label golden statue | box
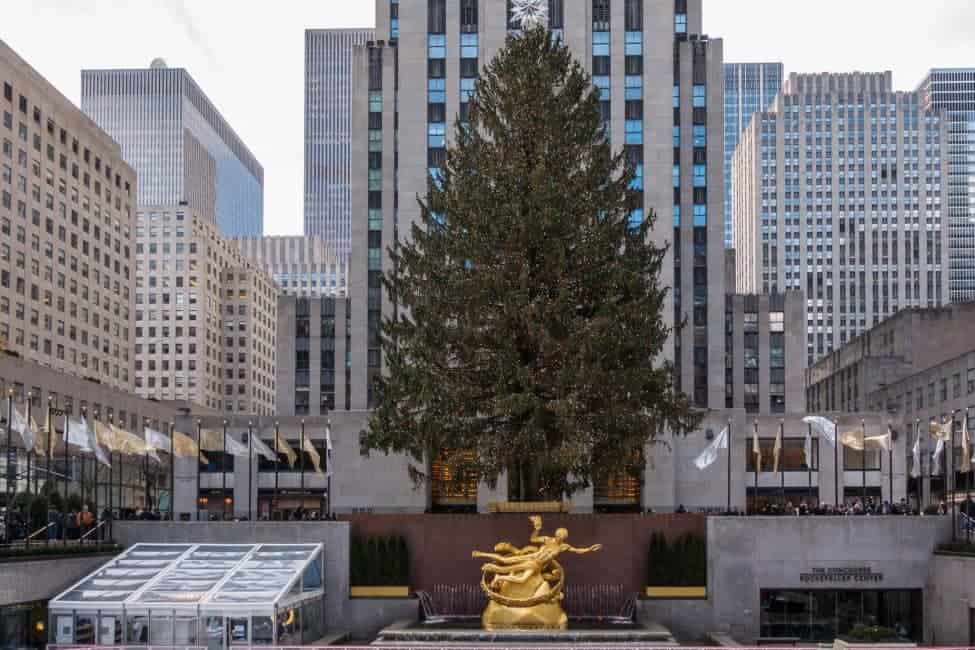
[472,515,602,630]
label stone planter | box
[350,585,411,598]
[643,586,707,599]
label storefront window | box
[204,616,224,650]
[252,616,274,646]
[228,617,249,646]
[761,589,921,642]
[747,438,819,471]
[843,447,881,470]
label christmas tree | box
[361,25,701,500]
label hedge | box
[0,543,122,561]
[350,535,409,586]
[646,531,706,586]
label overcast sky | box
[2,1,974,236]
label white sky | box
[2,1,974,236]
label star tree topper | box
[511,0,549,30]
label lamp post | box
[222,419,229,521]
[4,388,13,547]
[247,421,253,522]
[195,419,202,521]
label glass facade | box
[724,63,783,248]
[304,29,374,255]
[81,67,264,238]
[760,589,922,642]
[918,69,975,302]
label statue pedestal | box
[482,600,567,631]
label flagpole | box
[25,392,32,499]
[300,419,306,501]
[196,419,202,521]
[222,419,228,521]
[46,398,53,503]
[247,421,253,522]
[951,410,957,542]
[168,423,175,521]
[4,388,12,547]
[753,420,758,514]
[888,436,893,509]
[274,422,280,521]
[807,422,813,506]
[779,420,785,506]
[28,395,37,495]
[861,419,866,505]
[143,418,150,513]
[726,418,732,514]
[833,417,839,508]
[326,419,332,518]
[62,410,68,548]
[917,418,923,509]
[967,408,972,545]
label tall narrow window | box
[428,0,446,33]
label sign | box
[800,567,883,583]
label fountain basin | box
[372,619,679,645]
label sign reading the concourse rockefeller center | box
[800,567,884,583]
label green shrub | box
[846,624,899,642]
[0,543,121,560]
[647,531,706,587]
[350,535,411,586]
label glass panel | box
[174,616,199,645]
[126,613,148,644]
[98,613,122,644]
[204,616,224,650]
[75,614,95,644]
[276,608,300,645]
[301,599,323,643]
[150,614,174,644]
[228,617,249,646]
[55,614,74,644]
[302,556,323,591]
[252,616,273,646]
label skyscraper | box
[724,62,783,248]
[0,39,138,392]
[734,72,949,364]
[349,0,726,414]
[81,60,264,237]
[304,29,375,256]
[917,69,975,303]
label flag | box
[961,415,971,474]
[224,434,249,458]
[144,427,172,452]
[911,424,922,480]
[693,426,728,471]
[172,430,207,464]
[772,422,783,473]
[840,424,891,451]
[30,412,45,457]
[67,417,92,451]
[803,424,813,467]
[199,429,225,452]
[250,435,277,463]
[803,416,836,447]
[4,398,34,451]
[930,418,951,476]
[325,422,333,458]
[303,436,325,475]
[275,434,298,468]
[752,422,762,473]
[84,417,110,468]
[94,421,122,452]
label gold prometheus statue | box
[472,515,602,630]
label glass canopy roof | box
[50,543,324,612]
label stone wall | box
[0,553,117,606]
[707,515,952,642]
[924,552,975,646]
[343,513,706,593]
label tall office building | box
[235,235,349,297]
[81,61,264,237]
[133,206,277,414]
[723,62,783,248]
[0,39,137,392]
[917,69,975,303]
[734,72,949,364]
[304,29,375,256]
[349,0,725,412]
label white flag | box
[250,434,277,462]
[84,417,111,467]
[693,426,728,471]
[911,426,921,479]
[67,418,92,451]
[932,436,945,476]
[224,434,249,458]
[961,416,972,474]
[325,422,333,458]
[803,416,836,447]
[4,398,34,451]
[144,427,172,452]
[804,424,812,467]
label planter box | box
[644,586,707,599]
[487,501,568,513]
[833,640,915,649]
[350,585,411,598]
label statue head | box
[555,527,569,541]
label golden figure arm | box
[563,543,602,555]
[528,515,548,545]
